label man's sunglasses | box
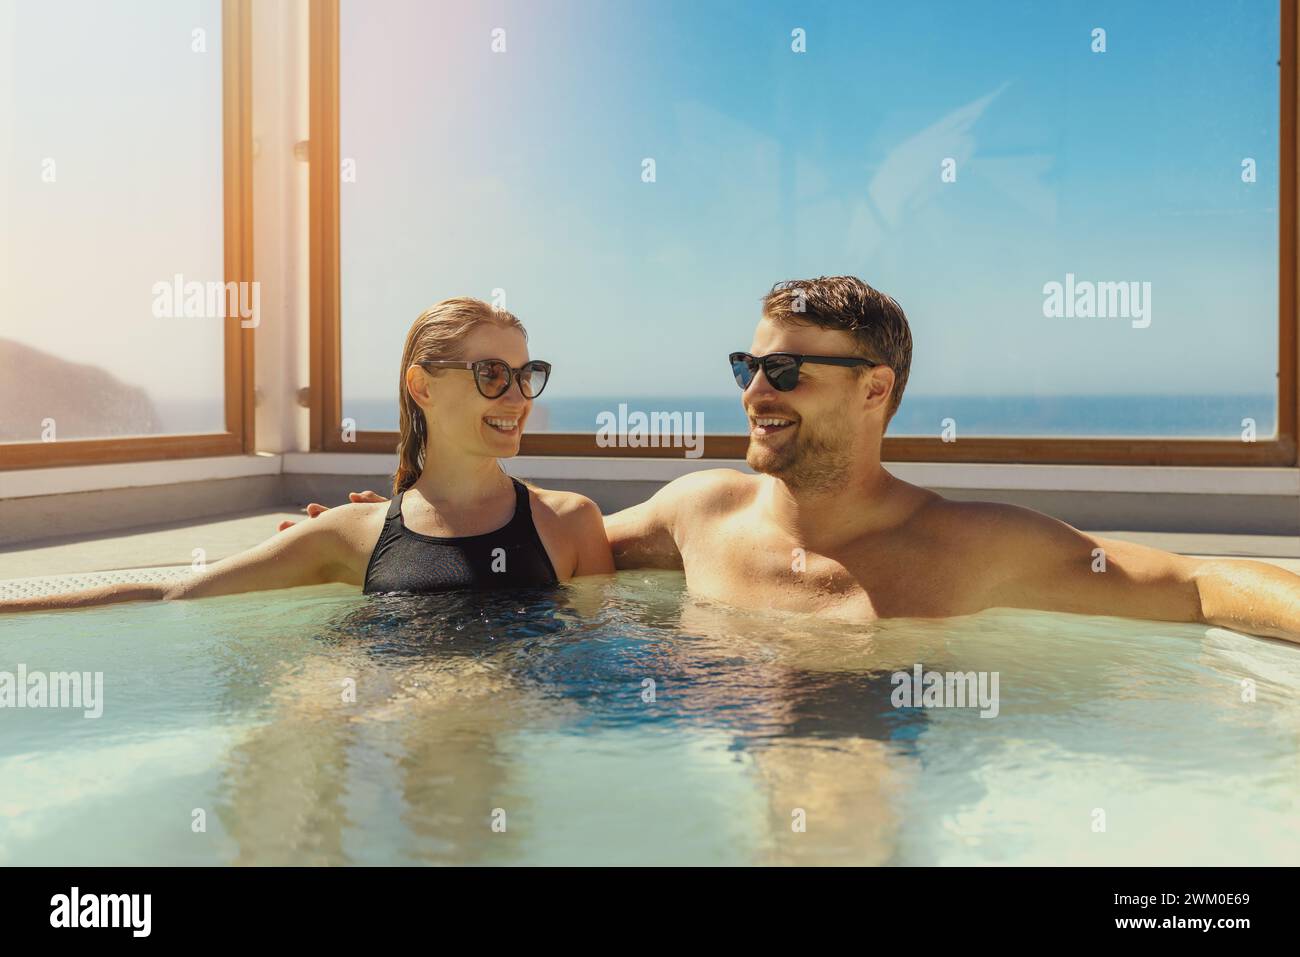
[728,351,878,392]
[419,358,552,399]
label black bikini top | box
[363,478,559,594]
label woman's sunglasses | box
[420,358,552,399]
[728,351,878,392]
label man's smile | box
[749,415,797,438]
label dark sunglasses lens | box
[475,360,511,398]
[729,354,755,390]
[765,355,800,391]
[521,363,549,398]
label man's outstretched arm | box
[602,482,685,570]
[1189,558,1300,643]
[978,504,1300,644]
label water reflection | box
[7,570,1298,864]
[206,572,1300,865]
[215,575,938,864]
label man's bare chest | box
[677,518,978,621]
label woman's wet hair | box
[393,298,527,495]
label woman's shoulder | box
[522,484,611,577]
[304,500,391,549]
[525,484,602,522]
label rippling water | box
[2,571,1298,865]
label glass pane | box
[0,0,227,443]
[340,0,1278,439]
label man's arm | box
[978,504,1300,644]
[603,486,684,570]
[1191,558,1300,643]
[603,468,747,570]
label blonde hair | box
[393,297,527,495]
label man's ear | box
[863,365,895,413]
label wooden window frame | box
[1,0,255,471]
[310,0,1299,467]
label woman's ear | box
[405,364,432,409]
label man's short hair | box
[761,276,913,423]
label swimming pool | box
[2,570,1298,866]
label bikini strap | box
[510,478,532,519]
[386,490,405,521]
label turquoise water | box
[2,572,1298,865]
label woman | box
[2,298,614,612]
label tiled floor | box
[0,507,1296,580]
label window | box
[0,0,252,469]
[318,0,1296,465]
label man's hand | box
[277,490,388,532]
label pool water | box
[2,570,1298,865]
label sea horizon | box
[333,393,1277,439]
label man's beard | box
[746,420,851,494]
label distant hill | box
[0,338,162,441]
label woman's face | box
[413,324,537,459]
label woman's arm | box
[530,488,614,579]
[164,509,360,600]
[0,506,374,614]
[566,496,615,577]
[0,581,178,613]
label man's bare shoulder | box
[659,467,761,515]
[909,495,1088,550]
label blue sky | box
[1,0,1277,440]
[341,0,1279,405]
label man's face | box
[740,315,873,492]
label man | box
[315,276,1300,644]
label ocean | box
[337,394,1277,439]
[138,394,1276,440]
